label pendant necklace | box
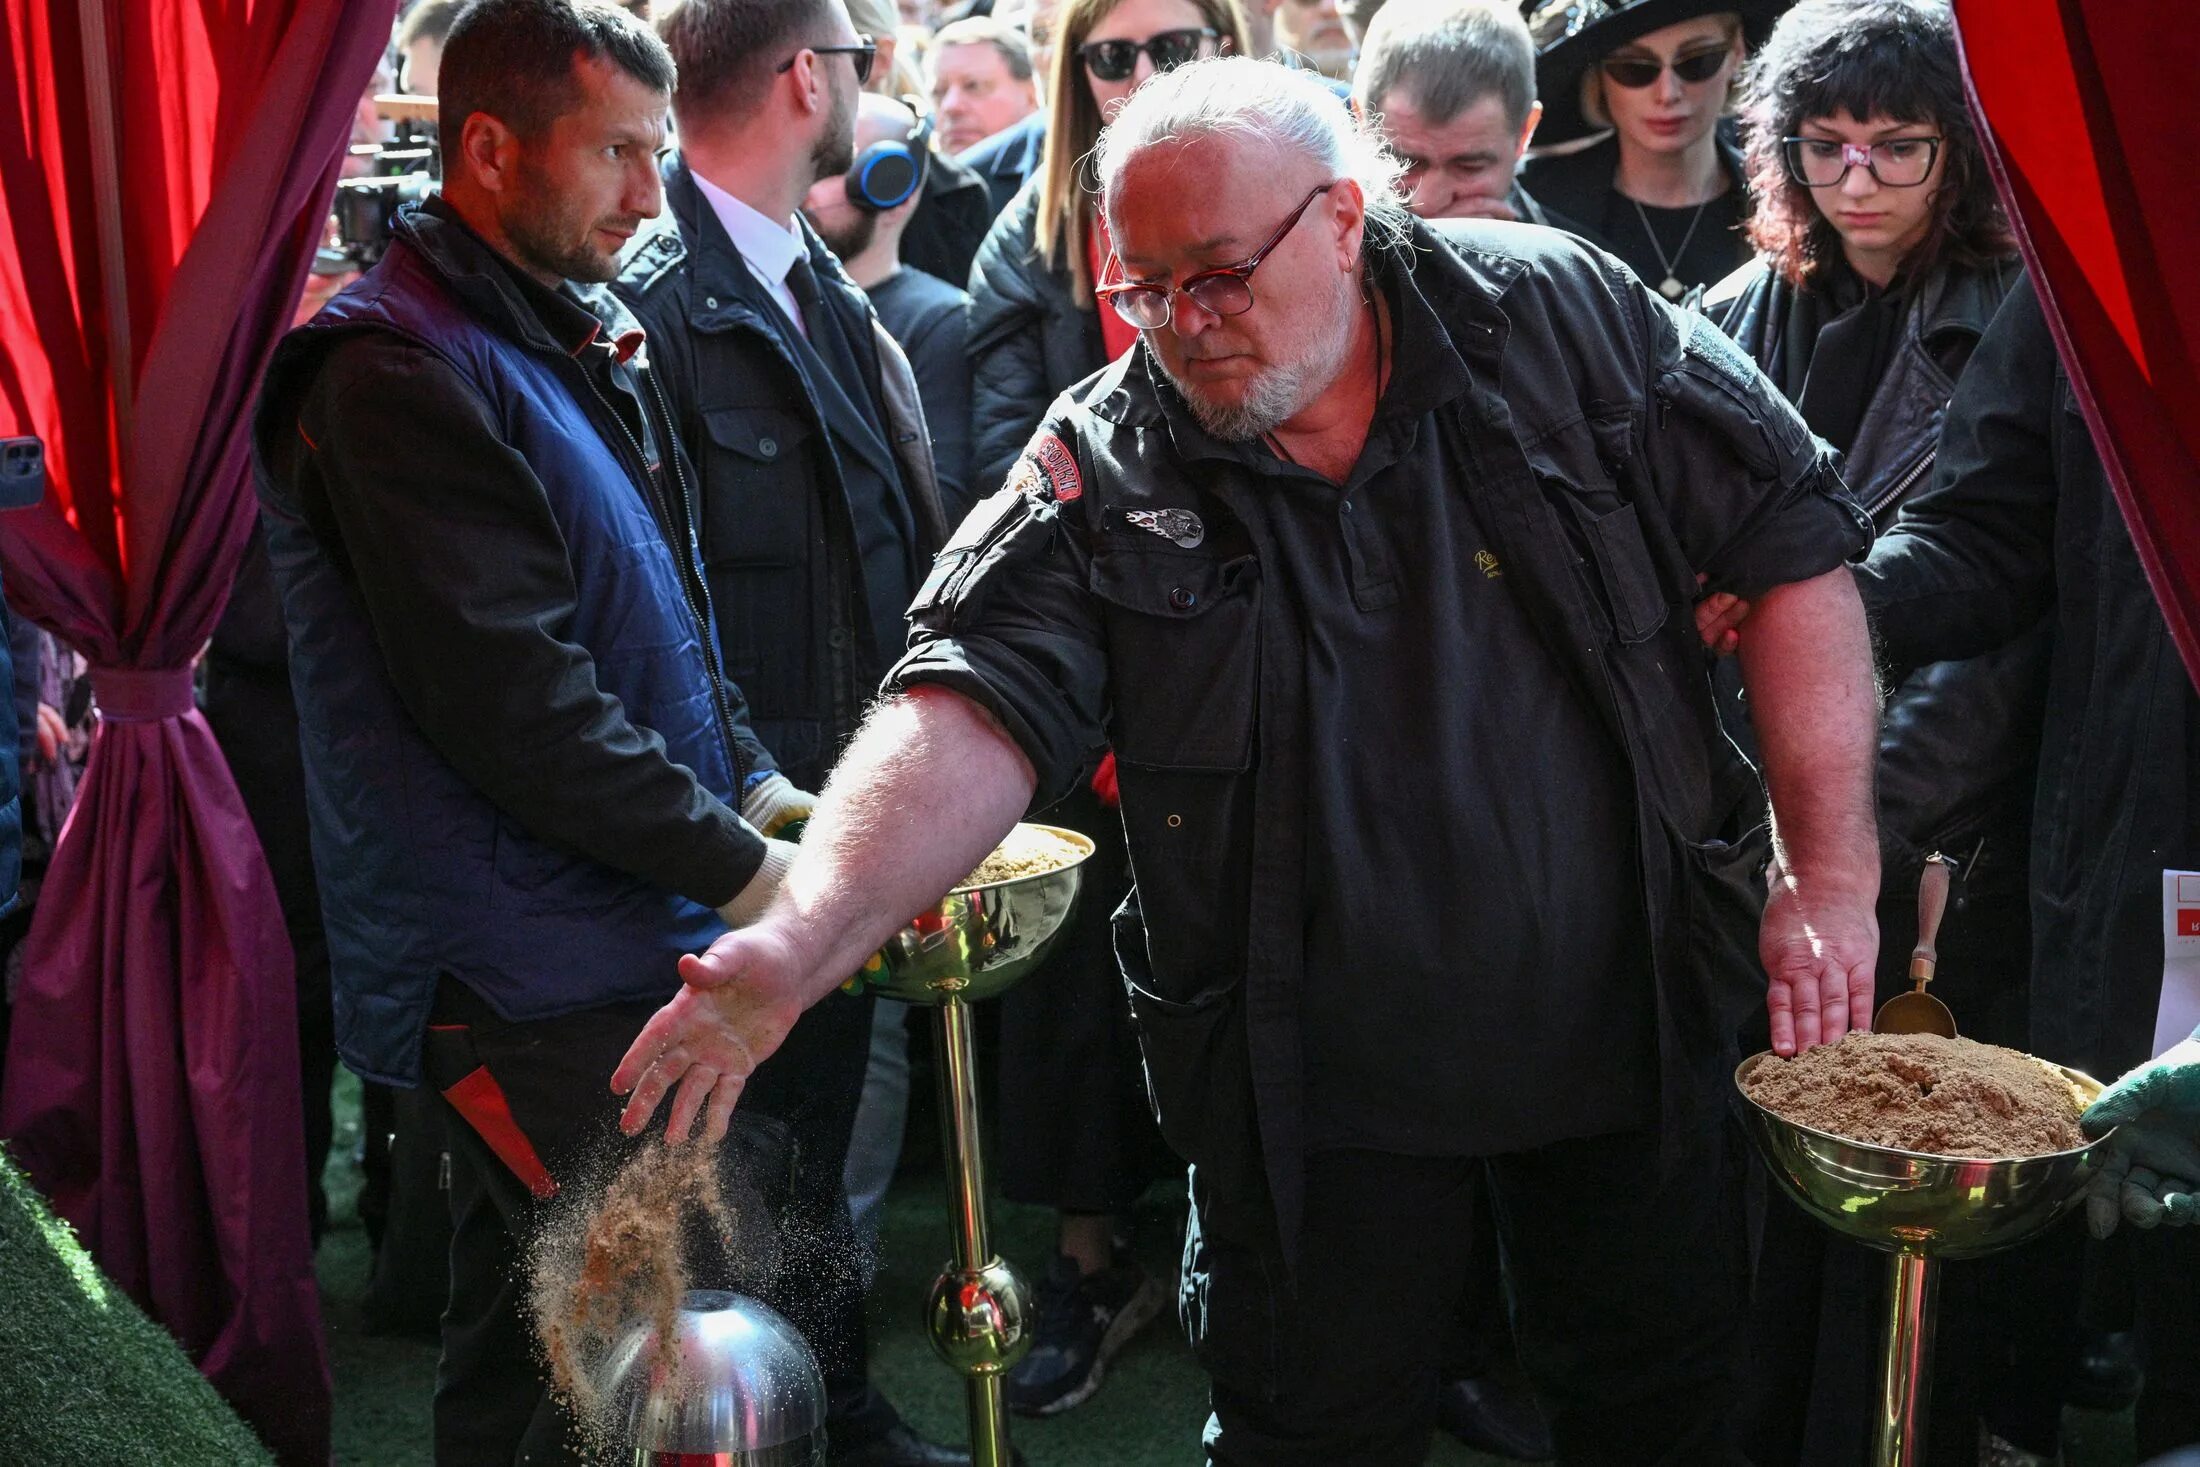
[1630,194,1713,300]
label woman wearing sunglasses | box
[968,0,1243,495]
[1705,4,2054,1464]
[1520,0,1778,299]
[962,0,1248,1423]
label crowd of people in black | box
[81,0,2196,1462]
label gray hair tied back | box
[1092,56,1415,256]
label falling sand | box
[1744,1031,2088,1158]
[527,1141,737,1452]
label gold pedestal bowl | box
[858,824,1096,1467]
[1735,1052,2115,1467]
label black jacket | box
[967,181,1109,497]
[1522,129,1750,290]
[892,216,1868,1251]
[619,160,949,792]
[902,152,998,303]
[957,111,1047,220]
[1711,255,2042,901]
[1857,278,2191,1077]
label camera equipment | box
[0,437,44,510]
[845,102,933,213]
[331,96,441,268]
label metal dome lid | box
[605,1290,828,1463]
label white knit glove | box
[740,773,817,840]
[716,837,798,928]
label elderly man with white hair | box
[612,55,1882,1465]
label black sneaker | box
[1004,1252,1166,1417]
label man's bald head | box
[854,89,919,151]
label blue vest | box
[256,224,734,1087]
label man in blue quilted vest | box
[250,2,821,1461]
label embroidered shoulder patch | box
[1011,430,1083,503]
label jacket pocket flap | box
[1585,502,1669,645]
[702,406,816,465]
[1090,547,1257,620]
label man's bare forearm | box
[1738,567,1881,897]
[768,685,1040,1002]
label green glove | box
[2080,1030,2200,1239]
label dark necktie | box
[785,254,871,409]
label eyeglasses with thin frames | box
[1599,45,1731,89]
[776,34,878,86]
[1077,27,1218,83]
[1781,136,1944,188]
[1095,181,1337,331]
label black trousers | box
[994,783,1170,1215]
[203,669,337,1243]
[424,976,877,1466]
[1189,1119,1750,1467]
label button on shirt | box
[1170,265,1657,1157]
[692,171,808,337]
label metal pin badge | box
[1124,507,1204,549]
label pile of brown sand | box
[527,1142,735,1451]
[1743,1032,2087,1158]
[956,824,1085,890]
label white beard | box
[1166,275,1360,442]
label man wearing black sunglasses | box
[614,3,964,1466]
[616,54,1883,1467]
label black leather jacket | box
[893,217,1867,1251]
[967,181,1109,497]
[1859,279,2193,1077]
[618,161,948,791]
[1711,256,2040,902]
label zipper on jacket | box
[645,365,755,795]
[574,362,751,796]
[1865,445,1936,522]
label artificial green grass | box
[0,1145,276,1464]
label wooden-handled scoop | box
[1875,854,1959,1038]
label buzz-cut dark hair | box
[657,0,841,129]
[1354,0,1534,132]
[438,0,676,147]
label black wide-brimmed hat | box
[1528,0,1787,145]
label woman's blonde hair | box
[1033,0,1248,304]
[1577,10,1741,133]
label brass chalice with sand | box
[1736,1058,2111,1467]
[1735,865,2113,1466]
[855,823,1096,1467]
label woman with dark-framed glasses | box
[1705,4,2060,1465]
[1519,0,1780,299]
[1707,0,2016,519]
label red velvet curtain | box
[1957,1,2200,688]
[0,1,394,1460]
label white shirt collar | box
[691,170,806,291]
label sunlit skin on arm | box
[1735,568,1882,1056]
[611,686,1037,1143]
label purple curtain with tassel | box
[0,1,397,1459]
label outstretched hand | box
[610,923,821,1145]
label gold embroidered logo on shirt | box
[1474,549,1502,579]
